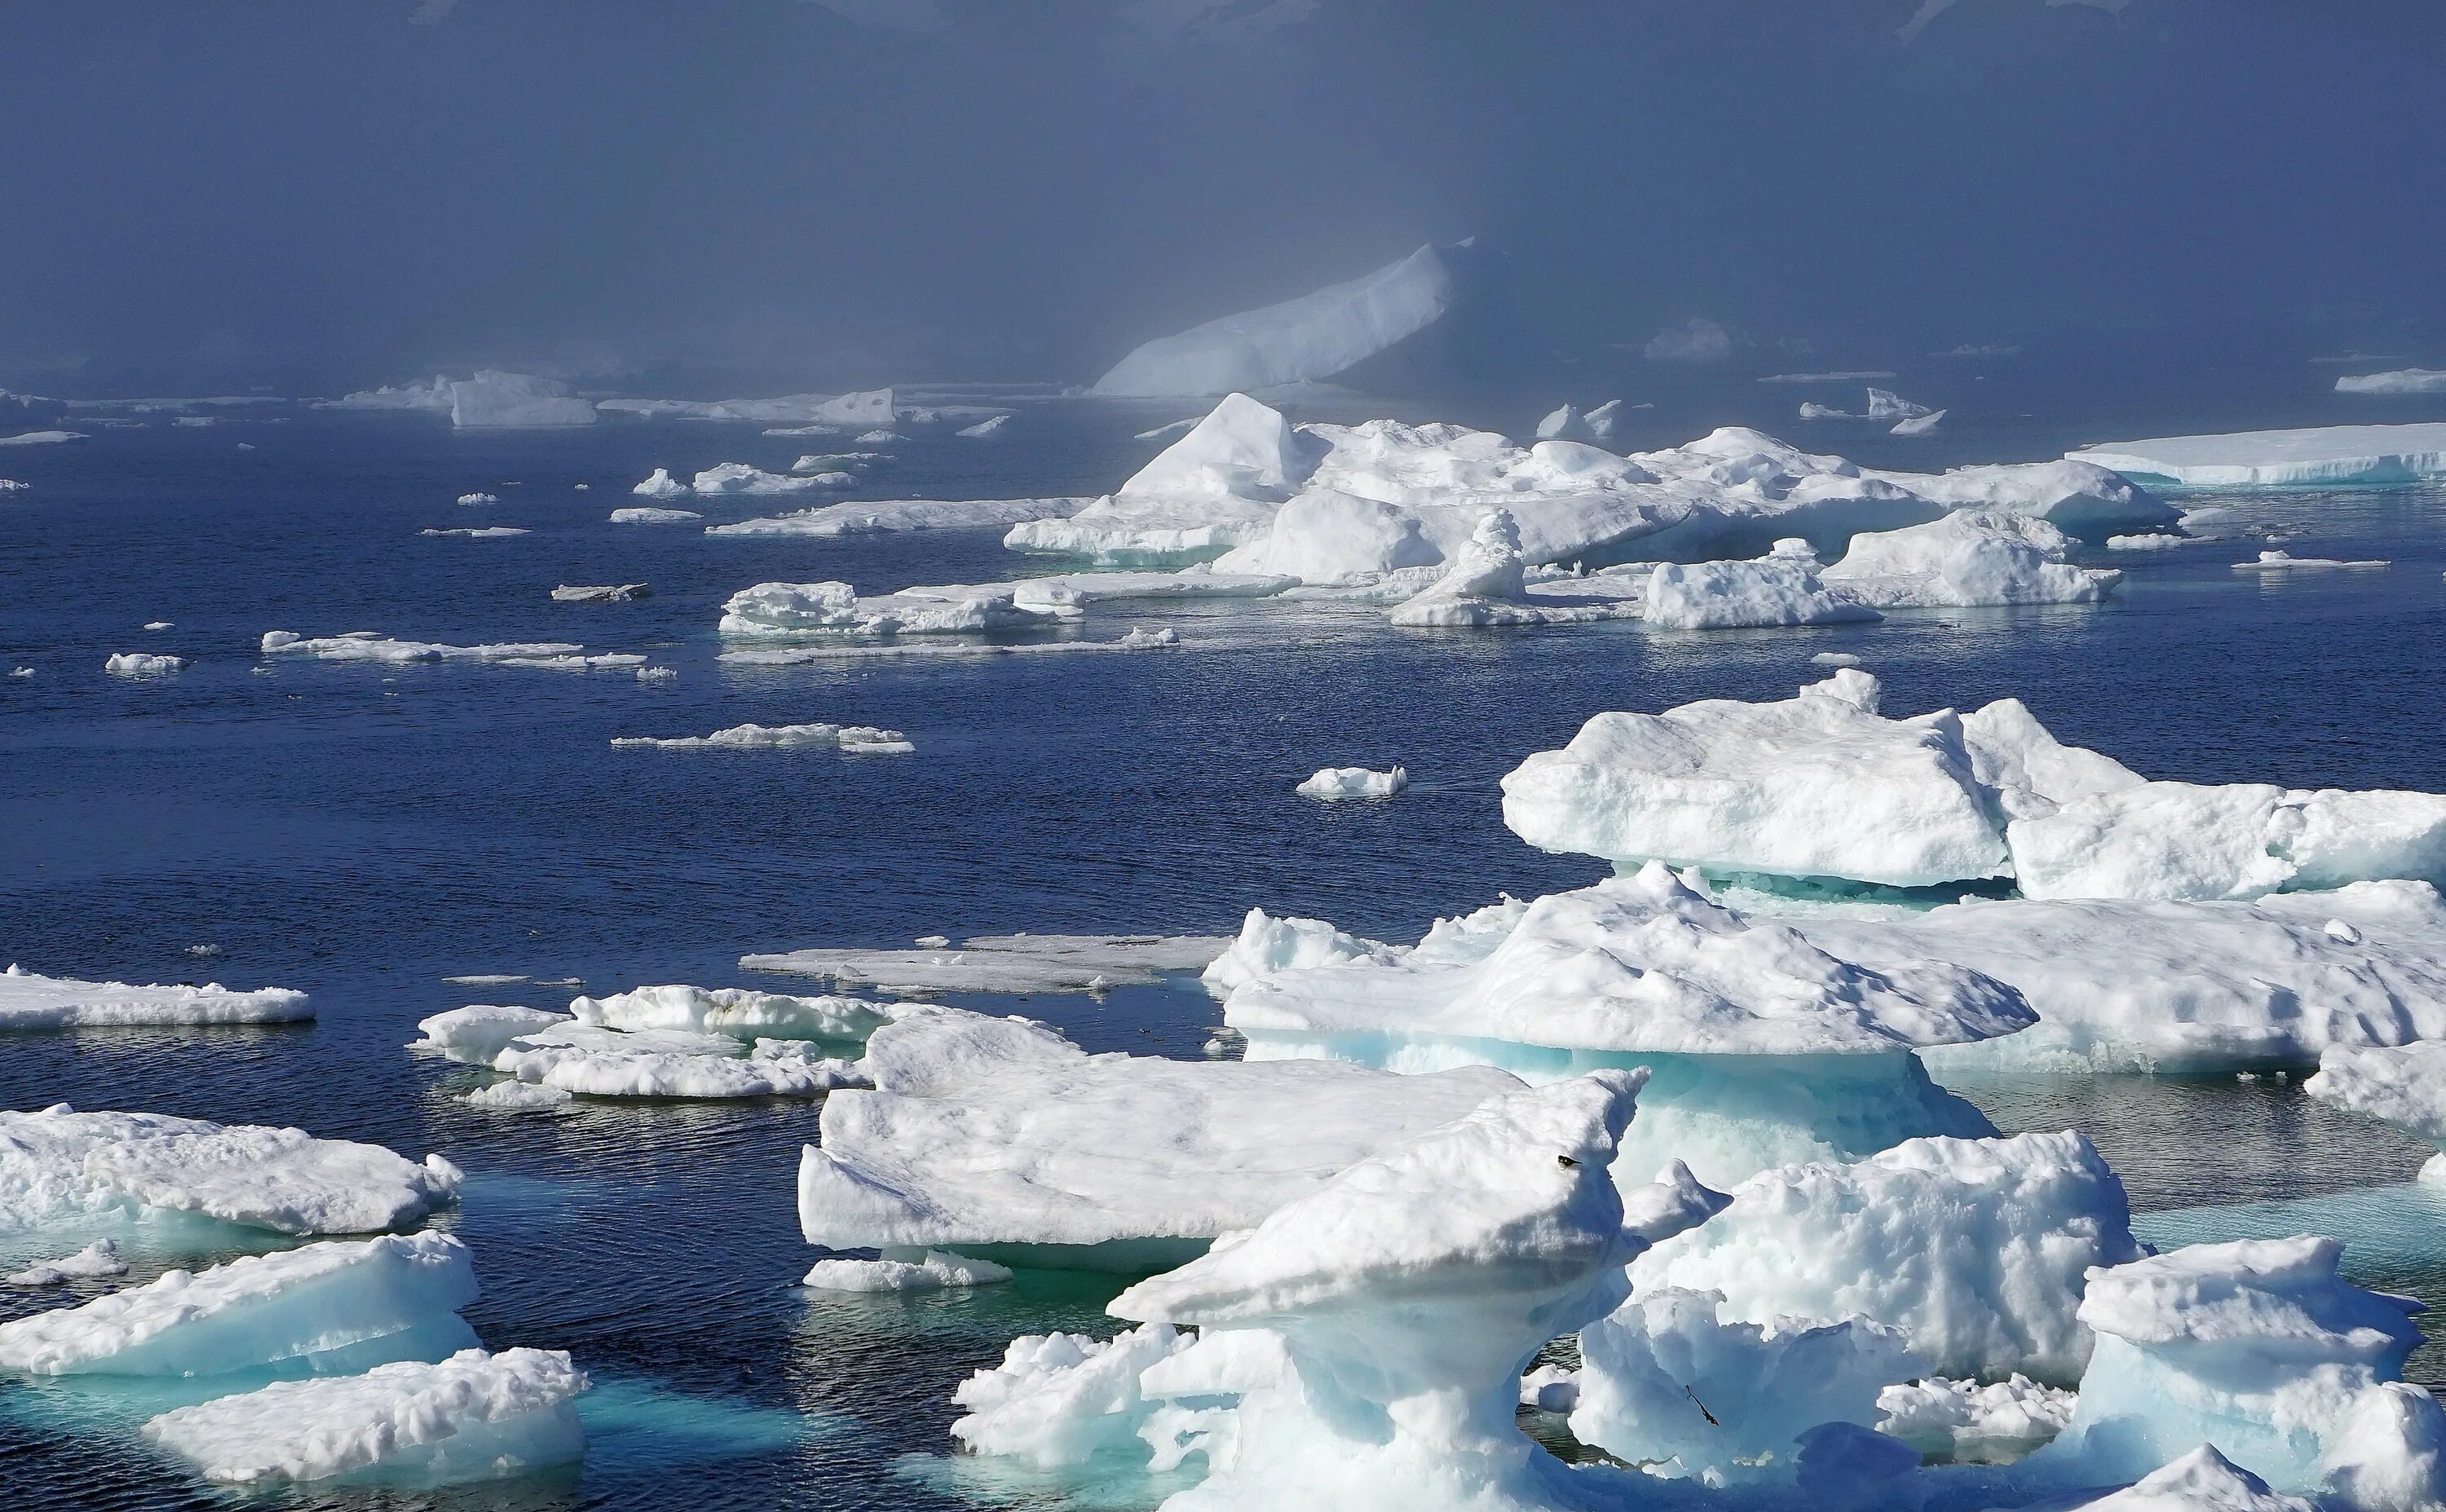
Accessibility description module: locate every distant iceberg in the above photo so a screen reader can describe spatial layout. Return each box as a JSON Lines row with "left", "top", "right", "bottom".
{"left": 2069, "top": 423, "right": 2446, "bottom": 487}
{"left": 446, "top": 371, "right": 595, "bottom": 429}
{"left": 321, "top": 376, "right": 453, "bottom": 412}
{"left": 1091, "top": 240, "right": 1543, "bottom": 398}
{"left": 2336, "top": 368, "right": 2446, "bottom": 395}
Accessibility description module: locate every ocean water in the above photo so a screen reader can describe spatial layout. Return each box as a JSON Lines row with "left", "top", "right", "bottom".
{"left": 4, "top": 375, "right": 2446, "bottom": 1508}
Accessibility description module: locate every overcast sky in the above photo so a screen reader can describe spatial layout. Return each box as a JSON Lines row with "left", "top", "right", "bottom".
{"left": 5, "top": 0, "right": 2439, "bottom": 393}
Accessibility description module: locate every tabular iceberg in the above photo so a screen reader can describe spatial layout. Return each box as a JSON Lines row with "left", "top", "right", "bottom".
{"left": 446, "top": 370, "right": 595, "bottom": 429}
{"left": 0, "top": 964, "right": 309, "bottom": 1029}
{"left": 142, "top": 1346, "right": 587, "bottom": 1486}
{"left": 568, "top": 983, "right": 895, "bottom": 1043}
{"left": 798, "top": 1006, "right": 1521, "bottom": 1267}
{"left": 2069, "top": 424, "right": 2446, "bottom": 487}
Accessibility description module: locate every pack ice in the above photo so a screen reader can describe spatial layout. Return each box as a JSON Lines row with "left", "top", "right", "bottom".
{"left": 0, "top": 1105, "right": 460, "bottom": 1236}
{"left": 798, "top": 1006, "right": 1522, "bottom": 1267}
{"left": 2069, "top": 423, "right": 2446, "bottom": 487}
{"left": 0, "top": 964, "right": 308, "bottom": 1029}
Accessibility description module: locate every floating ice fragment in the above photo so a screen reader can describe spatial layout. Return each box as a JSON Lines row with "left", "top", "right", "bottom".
{"left": 2065, "top": 1446, "right": 2315, "bottom": 1511}
{"left": 2307, "top": 1042, "right": 2446, "bottom": 1182}
{"left": 550, "top": 583, "right": 647, "bottom": 602}
{"left": 1876, "top": 1373, "right": 2075, "bottom": 1462}
{"left": 2108, "top": 532, "right": 2188, "bottom": 550}
{"left": 1295, "top": 765, "right": 1406, "bottom": 799}
{"left": 634, "top": 664, "right": 676, "bottom": 681}
{"left": 1821, "top": 509, "right": 2119, "bottom": 608}
{"left": 455, "top": 492, "right": 497, "bottom": 505}
{"left": 2070, "top": 424, "right": 2446, "bottom": 487}
{"left": 611, "top": 506, "right": 700, "bottom": 525}
{"left": 691, "top": 463, "right": 839, "bottom": 495}
{"left": 854, "top": 429, "right": 904, "bottom": 443}
{"left": 461, "top": 1081, "right": 574, "bottom": 1113}
{"left": 5, "top": 1239, "right": 127, "bottom": 1286}
{"left": 569, "top": 984, "right": 895, "bottom": 1044}
{"left": 1865, "top": 388, "right": 1932, "bottom": 421}
{"left": 261, "top": 630, "right": 583, "bottom": 663}
{"left": 1891, "top": 408, "right": 1946, "bottom": 435}
{"left": 956, "top": 414, "right": 1010, "bottom": 439}
{"left": 448, "top": 371, "right": 594, "bottom": 429}
{"left": 419, "top": 526, "right": 529, "bottom": 539}
{"left": 1644, "top": 555, "right": 1881, "bottom": 629}
{"left": 0, "top": 430, "right": 86, "bottom": 446}
{"left": 142, "top": 619, "right": 173, "bottom": 631}
{"left": 0, "top": 963, "right": 307, "bottom": 1029}
{"left": 104, "top": 652, "right": 184, "bottom": 676}
{"left": 142, "top": 1347, "right": 587, "bottom": 1485}
{"left": 1812, "top": 650, "right": 1862, "bottom": 665}
{"left": 707, "top": 497, "right": 1083, "bottom": 539}
{"left": 630, "top": 468, "right": 691, "bottom": 497}
{"left": 2234, "top": 549, "right": 2389, "bottom": 571}
{"left": 492, "top": 1025, "right": 866, "bottom": 1100}
{"left": 2336, "top": 368, "right": 2446, "bottom": 395}
{"left": 1119, "top": 625, "right": 1179, "bottom": 648}
{"left": 719, "top": 580, "right": 1052, "bottom": 637}
{"left": 746, "top": 932, "right": 1230, "bottom": 994}
{"left": 611, "top": 721, "right": 912, "bottom": 754}
{"left": 803, "top": 1250, "right": 1011, "bottom": 1292}
{"left": 410, "top": 1005, "right": 570, "bottom": 1065}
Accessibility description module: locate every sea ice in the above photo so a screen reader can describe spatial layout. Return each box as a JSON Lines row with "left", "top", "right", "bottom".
{"left": 2006, "top": 782, "right": 2446, "bottom": 901}
{"left": 1643, "top": 552, "right": 1883, "bottom": 630}
{"left": 410, "top": 1005, "right": 575, "bottom": 1065}
{"left": 461, "top": 1081, "right": 573, "bottom": 1113}
{"left": 1008, "top": 395, "right": 1316, "bottom": 564}
{"left": 2233, "top": 549, "right": 2390, "bottom": 571}
{"left": 611, "top": 721, "right": 912, "bottom": 754}
{"left": 324, "top": 376, "right": 453, "bottom": 412}
{"left": 690, "top": 462, "right": 839, "bottom": 495}
{"left": 492, "top": 1024, "right": 865, "bottom": 1100}
{"left": 447, "top": 371, "right": 594, "bottom": 429}
{"left": 5, "top": 1239, "right": 128, "bottom": 1287}
{"left": 706, "top": 496, "right": 1084, "bottom": 539}
{"left": 142, "top": 1347, "right": 587, "bottom": 1486}
{"left": 1629, "top": 1131, "right": 2140, "bottom": 1382}
{"left": 630, "top": 468, "right": 691, "bottom": 496}
{"left": 1892, "top": 410, "right": 1947, "bottom": 435}
{"left": 2069, "top": 424, "right": 2446, "bottom": 487}
{"left": 798, "top": 1006, "right": 1521, "bottom": 1264}
{"left": 803, "top": 1250, "right": 1012, "bottom": 1293}
{"left": 0, "top": 964, "right": 308, "bottom": 1029}
{"left": 104, "top": 652, "right": 184, "bottom": 676}
{"left": 550, "top": 583, "right": 647, "bottom": 602}
{"left": 717, "top": 580, "right": 1050, "bottom": 637}
{"left": 1389, "top": 508, "right": 1643, "bottom": 627}
{"left": 2306, "top": 1041, "right": 2446, "bottom": 1180}
{"left": 1819, "top": 509, "right": 2121, "bottom": 608}
{"left": 419, "top": 526, "right": 529, "bottom": 539}
{"left": 2108, "top": 532, "right": 2188, "bottom": 550}
{"left": 1295, "top": 765, "right": 1406, "bottom": 799}
{"left": 568, "top": 983, "right": 895, "bottom": 1044}
{"left": 949, "top": 1322, "right": 1195, "bottom": 1466}
{"left": 1866, "top": 389, "right": 1933, "bottom": 421}
{"left": 2336, "top": 368, "right": 2446, "bottom": 395}
{"left": 0, "top": 429, "right": 86, "bottom": 446}
{"left": 261, "top": 630, "right": 584, "bottom": 663}
{"left": 744, "top": 932, "right": 1230, "bottom": 994}
{"left": 2061, "top": 1446, "right": 2315, "bottom": 1511}
{"left": 1875, "top": 1373, "right": 2074, "bottom": 1461}
{"left": 957, "top": 414, "right": 1011, "bottom": 438}
{"left": 455, "top": 492, "right": 497, "bottom": 505}
{"left": 610, "top": 505, "right": 700, "bottom": 522}
{"left": 0, "top": 1232, "right": 479, "bottom": 1376}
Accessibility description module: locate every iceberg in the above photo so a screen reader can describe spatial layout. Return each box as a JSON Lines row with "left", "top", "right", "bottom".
{"left": 957, "top": 413, "right": 1010, "bottom": 439}
{"left": 706, "top": 496, "right": 1084, "bottom": 539}
{"left": 630, "top": 467, "right": 691, "bottom": 497}
{"left": 0, "top": 1105, "right": 460, "bottom": 1236}
{"left": 798, "top": 1006, "right": 1521, "bottom": 1267}
{"left": 103, "top": 652, "right": 183, "bottom": 676}
{"left": 1220, "top": 863, "right": 2027, "bottom": 1185}
{"left": 611, "top": 721, "right": 912, "bottom": 754}
{"left": 455, "top": 492, "right": 497, "bottom": 505}
{"left": 0, "top": 429, "right": 88, "bottom": 445}
{"left": 323, "top": 376, "right": 452, "bottom": 412}
{"left": 2063, "top": 1446, "right": 2316, "bottom": 1511}
{"left": 949, "top": 1322, "right": 1194, "bottom": 1467}
{"left": 1865, "top": 388, "right": 1932, "bottom": 421}
{"left": 2234, "top": 549, "right": 2389, "bottom": 571}
{"left": 1861, "top": 458, "right": 2174, "bottom": 536}
{"left": 1629, "top": 1131, "right": 2140, "bottom": 1382}
{"left": 1892, "top": 409, "right": 1947, "bottom": 435}
{"left": 2026, "top": 1236, "right": 2446, "bottom": 1501}
{"left": 1388, "top": 509, "right": 1643, "bottom": 628}
{"left": 1642, "top": 552, "right": 1882, "bottom": 630}
{"left": 2336, "top": 368, "right": 2446, "bottom": 395}
{"left": 2306, "top": 1042, "right": 2446, "bottom": 1180}
{"left": 1091, "top": 241, "right": 1529, "bottom": 398}
{"left": 0, "top": 964, "right": 307, "bottom": 1029}
{"left": 744, "top": 932, "right": 1230, "bottom": 994}
{"left": 1103, "top": 1073, "right": 1641, "bottom": 1510}
{"left": 418, "top": 526, "right": 529, "bottom": 539}
{"left": 1819, "top": 509, "right": 2121, "bottom": 608}
{"left": 0, "top": 1232, "right": 479, "bottom": 1377}
{"left": 717, "top": 580, "right": 1052, "bottom": 637}
{"left": 2069, "top": 424, "right": 2446, "bottom": 487}
{"left": 491, "top": 1024, "right": 865, "bottom": 1100}
{"left": 260, "top": 630, "right": 582, "bottom": 663}
{"left": 142, "top": 1347, "right": 586, "bottom": 1486}
{"left": 410, "top": 1006, "right": 570, "bottom": 1065}
{"left": 6, "top": 1237, "right": 128, "bottom": 1287}
{"left": 446, "top": 371, "right": 594, "bottom": 429}
{"left": 1295, "top": 765, "right": 1406, "bottom": 799}
{"left": 689, "top": 462, "right": 841, "bottom": 495}
{"left": 1008, "top": 395, "right": 1317, "bottom": 565}
{"left": 609, "top": 505, "right": 700, "bottom": 523}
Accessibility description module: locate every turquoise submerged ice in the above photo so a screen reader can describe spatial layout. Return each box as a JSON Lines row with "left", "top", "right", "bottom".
{"left": 1216, "top": 859, "right": 2029, "bottom": 1185}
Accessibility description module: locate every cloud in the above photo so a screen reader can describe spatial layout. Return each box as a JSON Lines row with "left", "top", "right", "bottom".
{"left": 1644, "top": 317, "right": 1733, "bottom": 364}
{"left": 1898, "top": 0, "right": 2128, "bottom": 45}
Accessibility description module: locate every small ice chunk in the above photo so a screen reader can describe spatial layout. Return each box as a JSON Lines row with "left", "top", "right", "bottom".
{"left": 461, "top": 1081, "right": 574, "bottom": 1113}
{"left": 1644, "top": 557, "right": 1880, "bottom": 629}
{"left": 568, "top": 984, "right": 894, "bottom": 1044}
{"left": 1295, "top": 765, "right": 1406, "bottom": 799}
{"left": 2233, "top": 549, "right": 2389, "bottom": 571}
{"left": 550, "top": 583, "right": 647, "bottom": 602}
{"left": 1875, "top": 1373, "right": 2075, "bottom": 1461}
{"left": 707, "top": 496, "right": 1086, "bottom": 540}
{"left": 611, "top": 721, "right": 912, "bottom": 754}
{"left": 2307, "top": 1041, "right": 2446, "bottom": 1175}
{"left": 854, "top": 429, "right": 905, "bottom": 443}
{"left": 718, "top": 580, "right": 1052, "bottom": 637}
{"left": 1865, "top": 388, "right": 1933, "bottom": 420}
{"left": 634, "top": 664, "right": 676, "bottom": 681}
{"left": 629, "top": 469, "right": 691, "bottom": 497}
{"left": 260, "top": 630, "right": 582, "bottom": 663}
{"left": 1519, "top": 1363, "right": 1578, "bottom": 1413}
{"left": 141, "top": 1347, "right": 587, "bottom": 1485}
{"left": 5, "top": 1239, "right": 127, "bottom": 1286}
{"left": 455, "top": 492, "right": 497, "bottom": 505}
{"left": 0, "top": 963, "right": 309, "bottom": 1028}
{"left": 1821, "top": 509, "right": 2118, "bottom": 608}
{"left": 948, "top": 1322, "right": 1192, "bottom": 1467}
{"left": 801, "top": 1250, "right": 1012, "bottom": 1292}
{"left": 143, "top": 619, "right": 174, "bottom": 631}
{"left": 1812, "top": 650, "right": 1862, "bottom": 665}
{"left": 610, "top": 505, "right": 700, "bottom": 523}
{"left": 104, "top": 652, "right": 184, "bottom": 676}
{"left": 745, "top": 932, "right": 1231, "bottom": 994}
{"left": 1119, "top": 626, "right": 1179, "bottom": 648}
{"left": 1891, "top": 408, "right": 1946, "bottom": 435}
{"left": 419, "top": 526, "right": 529, "bottom": 539}
{"left": 0, "top": 430, "right": 86, "bottom": 446}
{"left": 411, "top": 1005, "right": 572, "bottom": 1065}
{"left": 956, "top": 414, "right": 1010, "bottom": 439}
{"left": 492, "top": 1024, "right": 868, "bottom": 1100}
{"left": 691, "top": 462, "right": 841, "bottom": 495}
{"left": 2108, "top": 532, "right": 2189, "bottom": 550}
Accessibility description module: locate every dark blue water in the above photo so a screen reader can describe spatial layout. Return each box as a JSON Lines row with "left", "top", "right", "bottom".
{"left": 4, "top": 380, "right": 2446, "bottom": 1508}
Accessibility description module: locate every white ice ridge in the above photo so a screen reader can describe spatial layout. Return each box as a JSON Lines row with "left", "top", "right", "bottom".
{"left": 1295, "top": 765, "right": 1406, "bottom": 799}
{"left": 0, "top": 1232, "right": 479, "bottom": 1376}
{"left": 0, "top": 963, "right": 309, "bottom": 1029}
{"left": 717, "top": 580, "right": 1052, "bottom": 637}
{"left": 1014, "top": 394, "right": 2170, "bottom": 582}
{"left": 2336, "top": 368, "right": 2446, "bottom": 395}
{"left": 1641, "top": 541, "right": 1883, "bottom": 631}
{"left": 2307, "top": 1041, "right": 2446, "bottom": 1179}
{"left": 1819, "top": 509, "right": 2121, "bottom": 608}
{"left": 609, "top": 505, "right": 700, "bottom": 523}
{"left": 611, "top": 721, "right": 912, "bottom": 754}
{"left": 1796, "top": 883, "right": 2446, "bottom": 1073}
{"left": 802, "top": 1250, "right": 1012, "bottom": 1292}
{"left": 1219, "top": 864, "right": 2026, "bottom": 1185}
{"left": 260, "top": 630, "right": 584, "bottom": 664}
{"left": 1630, "top": 1131, "right": 2139, "bottom": 1382}
{"left": 798, "top": 1006, "right": 1521, "bottom": 1262}
{"left": 1103, "top": 1073, "right": 1642, "bottom": 1510}
{"left": 492, "top": 1024, "right": 866, "bottom": 1100}
{"left": 706, "top": 497, "right": 1085, "bottom": 539}
{"left": 1093, "top": 241, "right": 1472, "bottom": 398}
{"left": 2069, "top": 423, "right": 2446, "bottom": 487}
{"left": 0, "top": 1105, "right": 461, "bottom": 1236}
{"left": 446, "top": 370, "right": 595, "bottom": 429}
{"left": 744, "top": 931, "right": 1230, "bottom": 994}
{"left": 2025, "top": 1236, "right": 2446, "bottom": 1504}
{"left": 143, "top": 1347, "right": 587, "bottom": 1486}
{"left": 104, "top": 651, "right": 186, "bottom": 676}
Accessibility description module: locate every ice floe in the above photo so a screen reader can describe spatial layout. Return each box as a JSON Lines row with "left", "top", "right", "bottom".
{"left": 1644, "top": 550, "right": 1881, "bottom": 630}
{"left": 103, "top": 651, "right": 184, "bottom": 676}
{"left": 2336, "top": 368, "right": 2446, "bottom": 395}
{"left": 1865, "top": 388, "right": 1933, "bottom": 421}
{"left": 631, "top": 468, "right": 691, "bottom": 497}
{"left": 0, "top": 429, "right": 86, "bottom": 446}
{"left": 5, "top": 1239, "right": 128, "bottom": 1287}
{"left": 609, "top": 505, "right": 700, "bottom": 523}
{"left": 690, "top": 462, "right": 841, "bottom": 495}
{"left": 550, "top": 582, "right": 647, "bottom": 602}
{"left": 455, "top": 492, "right": 497, "bottom": 505}
{"left": 568, "top": 983, "right": 896, "bottom": 1044}
{"left": 2234, "top": 549, "right": 2390, "bottom": 571}
{"left": 798, "top": 1006, "right": 1521, "bottom": 1265}
{"left": 0, "top": 1231, "right": 478, "bottom": 1376}
{"left": 719, "top": 580, "right": 1049, "bottom": 637}
{"left": 0, "top": 964, "right": 308, "bottom": 1029}
{"left": 707, "top": 496, "right": 1084, "bottom": 539}
{"left": 490, "top": 1023, "right": 866, "bottom": 1100}
{"left": 1295, "top": 765, "right": 1406, "bottom": 799}
{"left": 418, "top": 526, "right": 529, "bottom": 539}
{"left": 2069, "top": 423, "right": 2446, "bottom": 487}
{"left": 1892, "top": 408, "right": 1947, "bottom": 435}
{"left": 142, "top": 1346, "right": 587, "bottom": 1486}
{"left": 2005, "top": 782, "right": 2446, "bottom": 901}
{"left": 744, "top": 932, "right": 1230, "bottom": 994}
{"left": 803, "top": 1250, "right": 1012, "bottom": 1293}
{"left": 2307, "top": 1041, "right": 2446, "bottom": 1180}
{"left": 611, "top": 721, "right": 912, "bottom": 754}
{"left": 1875, "top": 1373, "right": 2074, "bottom": 1462}
{"left": 446, "top": 371, "right": 594, "bottom": 428}
{"left": 957, "top": 414, "right": 1011, "bottom": 439}
{"left": 261, "top": 630, "right": 584, "bottom": 663}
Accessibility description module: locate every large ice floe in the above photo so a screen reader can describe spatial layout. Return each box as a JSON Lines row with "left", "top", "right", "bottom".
{"left": 744, "top": 932, "right": 1229, "bottom": 994}
{"left": 142, "top": 1346, "right": 586, "bottom": 1485}
{"left": 444, "top": 370, "right": 595, "bottom": 429}
{"left": 1096, "top": 1073, "right": 1644, "bottom": 1510}
{"left": 1213, "top": 861, "right": 2029, "bottom": 1185}
{"left": 0, "top": 1105, "right": 461, "bottom": 1236}
{"left": 0, "top": 1231, "right": 479, "bottom": 1376}
{"left": 0, "top": 964, "right": 309, "bottom": 1029}
{"left": 2307, "top": 1041, "right": 2446, "bottom": 1181}
{"left": 260, "top": 630, "right": 585, "bottom": 665}
{"left": 2069, "top": 423, "right": 2446, "bottom": 487}
{"left": 797, "top": 1006, "right": 1523, "bottom": 1269}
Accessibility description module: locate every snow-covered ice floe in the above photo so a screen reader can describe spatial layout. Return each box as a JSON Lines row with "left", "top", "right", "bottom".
{"left": 0, "top": 964, "right": 308, "bottom": 1029}
{"left": 744, "top": 932, "right": 1230, "bottom": 994}
{"left": 1215, "top": 862, "right": 2027, "bottom": 1185}
{"left": 685, "top": 462, "right": 844, "bottom": 496}
{"left": 2335, "top": 368, "right": 2446, "bottom": 395}
{"left": 142, "top": 1347, "right": 586, "bottom": 1486}
{"left": 802, "top": 1250, "right": 1013, "bottom": 1293}
{"left": 798, "top": 1006, "right": 1522, "bottom": 1267}
{"left": 706, "top": 497, "right": 1084, "bottom": 539}
{"left": 419, "top": 526, "right": 530, "bottom": 539}
{"left": 103, "top": 652, "right": 184, "bottom": 676}
{"left": 598, "top": 386, "right": 894, "bottom": 428}
{"left": 550, "top": 583, "right": 647, "bottom": 602}
{"left": 1874, "top": 1373, "right": 2075, "bottom": 1463}
{"left": 260, "top": 630, "right": 584, "bottom": 664}
{"left": 2233, "top": 549, "right": 2390, "bottom": 571}
{"left": 1295, "top": 765, "right": 1406, "bottom": 799}
{"left": 0, "top": 1231, "right": 479, "bottom": 1377}
{"left": 447, "top": 370, "right": 594, "bottom": 429}
{"left": 611, "top": 721, "right": 912, "bottom": 754}
{"left": 455, "top": 492, "right": 497, "bottom": 505}
{"left": 718, "top": 580, "right": 1051, "bottom": 637}
{"left": 0, "top": 1104, "right": 460, "bottom": 1236}
{"left": 2069, "top": 423, "right": 2446, "bottom": 487}
{"left": 488, "top": 1024, "right": 865, "bottom": 1100}
{"left": 2307, "top": 1041, "right": 2446, "bottom": 1181}
{"left": 0, "top": 430, "right": 86, "bottom": 446}
{"left": 608, "top": 505, "right": 700, "bottom": 523}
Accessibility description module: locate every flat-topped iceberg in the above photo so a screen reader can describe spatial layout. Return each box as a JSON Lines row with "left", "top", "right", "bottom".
{"left": 104, "top": 652, "right": 185, "bottom": 676}
{"left": 2307, "top": 1042, "right": 2446, "bottom": 1180}
{"left": 1629, "top": 1131, "right": 2139, "bottom": 1382}
{"left": 409, "top": 1006, "right": 571, "bottom": 1066}
{"left": 142, "top": 1346, "right": 586, "bottom": 1486}
{"left": 0, "top": 1105, "right": 460, "bottom": 1236}
{"left": 2069, "top": 423, "right": 2446, "bottom": 487}
{"left": 799, "top": 1007, "right": 1521, "bottom": 1267}
{"left": 0, "top": 964, "right": 308, "bottom": 1029}
{"left": 718, "top": 580, "right": 1051, "bottom": 637}
{"left": 1221, "top": 862, "right": 2028, "bottom": 1184}
{"left": 610, "top": 504, "right": 700, "bottom": 523}
{"left": 447, "top": 370, "right": 594, "bottom": 429}
{"left": 708, "top": 496, "right": 1084, "bottom": 539}
{"left": 688, "top": 462, "right": 840, "bottom": 495}
{"left": 744, "top": 932, "right": 1230, "bottom": 994}
{"left": 0, "top": 1231, "right": 478, "bottom": 1377}
{"left": 611, "top": 721, "right": 912, "bottom": 754}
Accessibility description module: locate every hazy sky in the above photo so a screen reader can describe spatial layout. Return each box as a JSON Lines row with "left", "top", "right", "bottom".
{"left": 5, "top": 1, "right": 2440, "bottom": 392}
